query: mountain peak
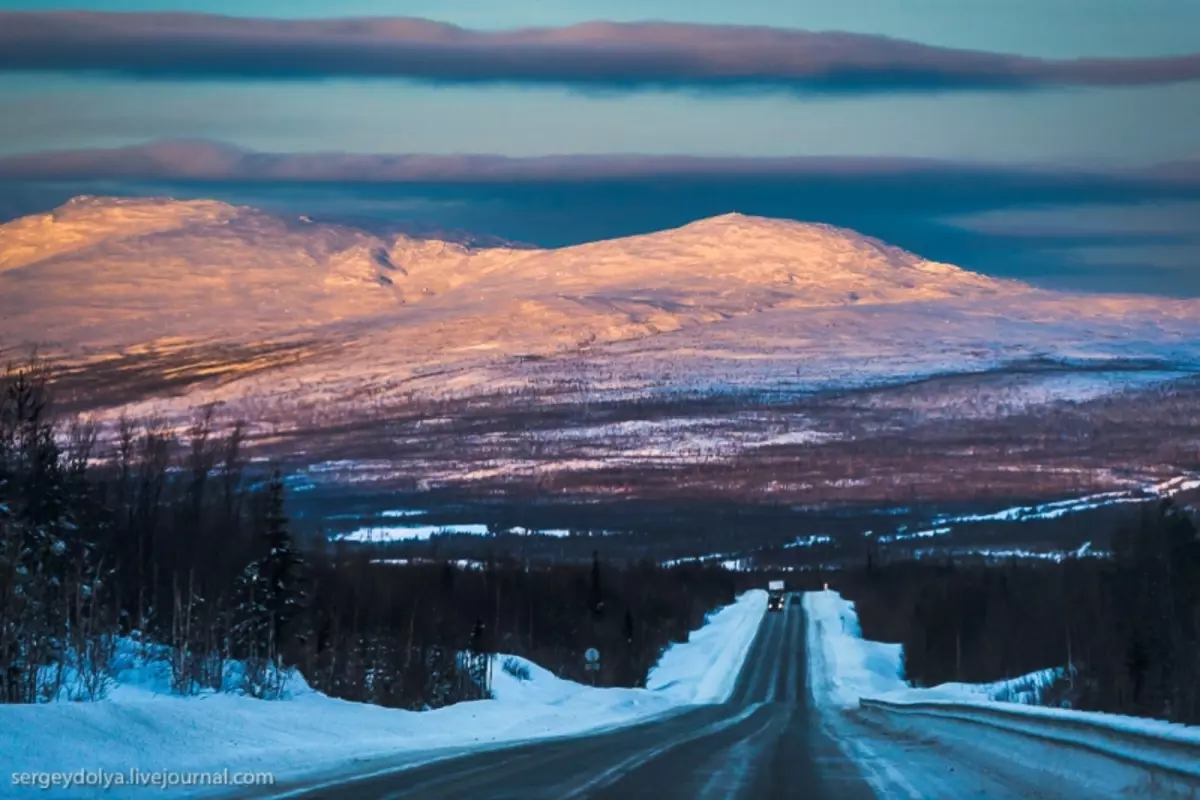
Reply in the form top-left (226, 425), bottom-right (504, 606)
top-left (558, 210), bottom-right (1001, 293)
top-left (0, 195), bottom-right (247, 274)
top-left (656, 212), bottom-right (898, 252)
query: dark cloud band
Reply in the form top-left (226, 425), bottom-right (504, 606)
top-left (2, 12), bottom-right (1199, 92)
top-left (2, 140), bottom-right (1197, 189)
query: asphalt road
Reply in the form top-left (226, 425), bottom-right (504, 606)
top-left (291, 603), bottom-right (877, 799)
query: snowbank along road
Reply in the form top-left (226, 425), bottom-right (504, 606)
top-left (259, 605), bottom-right (872, 799)
top-left (253, 596), bottom-right (1200, 800)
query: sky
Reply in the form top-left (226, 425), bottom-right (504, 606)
top-left (0, 1), bottom-right (1198, 294)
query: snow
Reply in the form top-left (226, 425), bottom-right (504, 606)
top-left (783, 534), bottom-right (832, 548)
top-left (804, 589), bottom-right (1200, 743)
top-left (642, 589), bottom-right (767, 705)
top-left (803, 590), bottom-right (906, 709)
top-left (338, 523), bottom-right (491, 542)
top-left (9, 197), bottom-right (1200, 469)
top-left (337, 523), bottom-right (594, 542)
top-left (659, 551), bottom-right (745, 569)
top-left (920, 546), bottom-right (1113, 563)
top-left (932, 474), bottom-right (1200, 526)
top-left (0, 592), bottom-right (766, 798)
top-left (372, 558), bottom-right (487, 569)
top-left (509, 527), bottom-right (576, 537)
top-left (878, 526), bottom-right (952, 543)
top-left (869, 472), bottom-right (1200, 547)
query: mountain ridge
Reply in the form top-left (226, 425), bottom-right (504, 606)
top-left (0, 196), bottom-right (1024, 352)
top-left (2, 195), bottom-right (1199, 425)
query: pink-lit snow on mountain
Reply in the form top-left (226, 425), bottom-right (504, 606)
top-left (2, 196), bottom-right (1198, 422)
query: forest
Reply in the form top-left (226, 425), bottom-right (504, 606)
top-left (838, 501), bottom-right (1200, 725)
top-left (0, 357), bottom-right (737, 709)
top-left (5, 351), bottom-right (1198, 727)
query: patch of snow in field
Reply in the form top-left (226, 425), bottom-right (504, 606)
top-left (380, 509), bottom-right (425, 518)
top-left (539, 417), bottom-right (732, 441)
top-left (660, 551), bottom-right (741, 569)
top-left (1152, 476), bottom-right (1200, 495)
top-left (934, 474), bottom-right (1200, 527)
top-left (338, 524), bottom-right (595, 543)
top-left (871, 473), bottom-right (1200, 546)
top-left (0, 593), bottom-right (767, 797)
top-left (305, 459), bottom-right (396, 474)
top-left (918, 545), bottom-right (1113, 563)
top-left (339, 524), bottom-right (491, 542)
top-left (508, 527), bottom-right (576, 537)
top-left (784, 534), bottom-right (832, 549)
top-left (940, 492), bottom-right (1144, 524)
top-left (879, 526), bottom-right (952, 544)
top-left (372, 558), bottom-right (486, 570)
top-left (756, 430), bottom-right (839, 447)
top-left (444, 458), bottom-right (615, 482)
top-left (523, 415), bottom-right (837, 463)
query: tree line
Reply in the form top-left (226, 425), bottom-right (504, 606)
top-left (838, 501), bottom-right (1200, 724)
top-left (0, 357), bottom-right (737, 708)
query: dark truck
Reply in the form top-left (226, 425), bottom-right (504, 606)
top-left (767, 580), bottom-right (786, 612)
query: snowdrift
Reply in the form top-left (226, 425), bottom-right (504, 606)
top-left (0, 591), bottom-right (766, 797)
top-left (804, 589), bottom-right (1200, 748)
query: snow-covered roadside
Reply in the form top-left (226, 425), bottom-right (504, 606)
top-left (648, 588), bottom-right (766, 704)
top-left (804, 590), bottom-right (1200, 798)
top-left (0, 592), bottom-right (765, 798)
top-left (804, 589), bottom-right (1200, 743)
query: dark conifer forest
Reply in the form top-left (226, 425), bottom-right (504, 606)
top-left (838, 501), bottom-right (1200, 725)
top-left (0, 358), bottom-right (736, 709)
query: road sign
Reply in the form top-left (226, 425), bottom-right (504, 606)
top-left (584, 647), bottom-right (600, 663)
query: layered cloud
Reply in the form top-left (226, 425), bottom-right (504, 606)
top-left (2, 12), bottom-right (1200, 92)
top-left (3, 139), bottom-right (1198, 187)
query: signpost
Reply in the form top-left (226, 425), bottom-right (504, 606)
top-left (584, 648), bottom-right (600, 685)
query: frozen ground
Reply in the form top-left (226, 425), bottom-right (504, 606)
top-left (0, 592), bottom-right (766, 798)
top-left (804, 590), bottom-right (1200, 798)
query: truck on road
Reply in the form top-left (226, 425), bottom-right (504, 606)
top-left (767, 579), bottom-right (786, 612)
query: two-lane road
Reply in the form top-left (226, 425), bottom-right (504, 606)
top-left (284, 603), bottom-right (876, 799)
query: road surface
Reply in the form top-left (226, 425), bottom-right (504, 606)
top-left (259, 600), bottom-right (1200, 800)
top-left (280, 604), bottom-right (875, 799)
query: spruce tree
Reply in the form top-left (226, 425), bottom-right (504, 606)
top-left (235, 470), bottom-right (305, 697)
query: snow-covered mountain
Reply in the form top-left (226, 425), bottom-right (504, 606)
top-left (1, 195), bottom-right (1009, 348)
top-left (2, 195), bottom-right (1199, 421)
